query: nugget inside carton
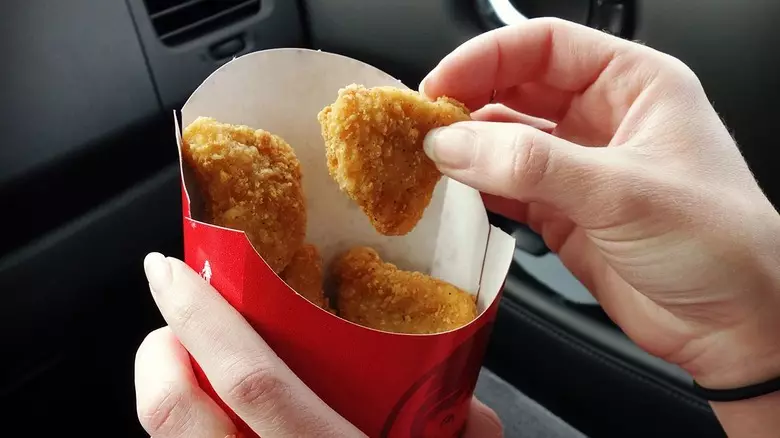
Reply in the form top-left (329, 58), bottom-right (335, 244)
top-left (174, 48), bottom-right (516, 438)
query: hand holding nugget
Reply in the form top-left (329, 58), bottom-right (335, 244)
top-left (318, 84), bottom-right (471, 236)
top-left (333, 246), bottom-right (478, 334)
top-left (421, 17), bottom-right (780, 437)
top-left (182, 117), bottom-right (307, 272)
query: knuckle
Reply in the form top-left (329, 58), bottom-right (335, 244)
top-left (224, 364), bottom-right (289, 408)
top-left (533, 16), bottom-right (569, 30)
top-left (138, 383), bottom-right (193, 436)
top-left (658, 53), bottom-right (704, 91)
top-left (509, 127), bottom-right (552, 192)
top-left (169, 295), bottom-right (203, 333)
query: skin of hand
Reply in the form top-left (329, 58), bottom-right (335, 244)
top-left (134, 253), bottom-right (503, 438)
top-left (420, 18), bottom-right (780, 437)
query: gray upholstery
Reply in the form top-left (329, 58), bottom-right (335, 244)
top-left (476, 368), bottom-right (588, 438)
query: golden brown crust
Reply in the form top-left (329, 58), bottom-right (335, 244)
top-left (333, 246), bottom-right (478, 334)
top-left (280, 243), bottom-right (334, 312)
top-left (182, 117), bottom-right (306, 273)
top-left (318, 84), bottom-right (471, 236)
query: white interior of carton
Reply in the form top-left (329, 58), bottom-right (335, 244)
top-left (175, 48), bottom-right (516, 314)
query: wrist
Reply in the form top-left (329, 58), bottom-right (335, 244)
top-left (711, 390), bottom-right (780, 438)
top-left (685, 259), bottom-right (780, 390)
top-left (688, 331), bottom-right (780, 391)
top-left (703, 292), bottom-right (780, 437)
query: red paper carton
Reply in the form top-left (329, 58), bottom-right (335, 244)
top-left (173, 48), bottom-right (516, 438)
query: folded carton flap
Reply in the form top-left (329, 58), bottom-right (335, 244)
top-left (477, 225), bottom-right (516, 310)
top-left (174, 112), bottom-right (188, 214)
top-left (430, 179), bottom-right (490, 294)
top-left (175, 111), bottom-right (207, 220)
top-left (178, 48), bottom-right (498, 296)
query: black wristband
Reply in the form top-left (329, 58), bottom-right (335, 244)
top-left (693, 376), bottom-right (780, 402)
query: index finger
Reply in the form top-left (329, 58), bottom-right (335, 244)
top-left (420, 18), bottom-right (655, 117)
top-left (143, 253), bottom-right (363, 437)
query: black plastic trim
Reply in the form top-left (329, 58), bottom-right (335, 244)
top-left (0, 165), bottom-right (181, 388)
top-left (503, 275), bottom-right (695, 391)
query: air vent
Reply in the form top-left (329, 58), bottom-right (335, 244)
top-left (143, 0), bottom-right (261, 46)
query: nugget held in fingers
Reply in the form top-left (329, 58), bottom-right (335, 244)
top-left (333, 246), bottom-right (478, 334)
top-left (182, 117), bottom-right (306, 272)
top-left (318, 85), bottom-right (471, 236)
top-left (280, 243), bottom-right (334, 312)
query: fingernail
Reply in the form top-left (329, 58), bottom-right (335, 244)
top-left (423, 126), bottom-right (477, 169)
top-left (144, 252), bottom-right (172, 294)
top-left (419, 77), bottom-right (430, 99)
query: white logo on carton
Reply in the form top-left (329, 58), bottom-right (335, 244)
top-left (200, 260), bottom-right (212, 284)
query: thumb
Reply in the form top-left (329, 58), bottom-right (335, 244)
top-left (423, 121), bottom-right (620, 221)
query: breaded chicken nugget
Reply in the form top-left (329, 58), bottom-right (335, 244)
top-left (333, 246), bottom-right (477, 334)
top-left (182, 117), bottom-right (306, 273)
top-left (280, 243), bottom-right (334, 312)
top-left (318, 84), bottom-right (471, 236)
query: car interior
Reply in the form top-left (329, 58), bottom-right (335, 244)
top-left (2, 1), bottom-right (778, 436)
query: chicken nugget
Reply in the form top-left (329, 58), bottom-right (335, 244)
top-left (318, 84), bottom-right (470, 236)
top-left (280, 243), bottom-right (334, 312)
top-left (182, 117), bottom-right (306, 273)
top-left (333, 246), bottom-right (477, 334)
